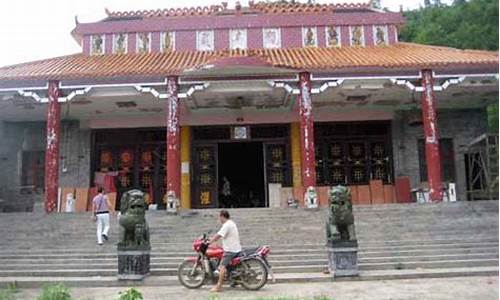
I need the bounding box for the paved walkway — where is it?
[12,276,499,300]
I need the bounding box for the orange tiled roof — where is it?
[0,43,497,82]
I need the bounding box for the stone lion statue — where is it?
[326,185,356,242]
[118,189,150,250]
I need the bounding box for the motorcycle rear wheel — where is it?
[178,260,206,289]
[238,257,268,290]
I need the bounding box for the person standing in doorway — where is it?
[92,187,114,245]
[221,176,232,208]
[208,210,242,293]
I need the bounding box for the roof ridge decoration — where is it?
[248,1,372,14]
[104,1,375,20]
[104,5,226,19]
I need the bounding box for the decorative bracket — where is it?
[268,79,344,95]
[134,82,209,99]
[390,76,466,92]
[16,86,92,103]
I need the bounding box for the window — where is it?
[136,32,151,53]
[302,27,318,47]
[196,30,214,51]
[230,29,247,50]
[90,34,105,55]
[263,28,281,49]
[161,31,175,52]
[349,26,365,47]
[113,33,127,54]
[325,26,341,48]
[418,138,456,182]
[373,25,388,46]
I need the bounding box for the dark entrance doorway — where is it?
[218,142,265,208]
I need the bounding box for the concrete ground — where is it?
[10,276,499,300]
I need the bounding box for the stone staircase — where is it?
[0,200,497,288]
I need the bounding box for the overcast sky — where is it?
[0,0,453,67]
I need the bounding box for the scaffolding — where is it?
[465,134,499,200]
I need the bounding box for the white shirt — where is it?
[217,219,242,253]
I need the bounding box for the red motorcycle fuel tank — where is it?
[205,245,224,258]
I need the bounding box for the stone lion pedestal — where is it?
[325,185,359,278]
[327,240,359,277]
[117,189,151,281]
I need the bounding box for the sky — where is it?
[0,0,453,67]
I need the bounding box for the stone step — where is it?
[1,252,497,271]
[0,266,497,289]
[0,241,496,260]
[0,257,497,277]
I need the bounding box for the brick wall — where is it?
[0,121,91,193]
[391,108,489,200]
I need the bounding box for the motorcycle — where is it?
[177,233,272,290]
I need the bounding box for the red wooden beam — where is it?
[166,76,181,200]
[421,69,443,201]
[298,72,317,189]
[44,80,61,213]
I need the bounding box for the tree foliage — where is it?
[400,0,498,51]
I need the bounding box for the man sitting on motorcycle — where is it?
[208,209,242,293]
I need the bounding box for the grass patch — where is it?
[36,283,73,300]
[0,282,19,300]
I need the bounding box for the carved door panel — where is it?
[192,144,218,208]
[265,143,291,186]
[347,142,368,184]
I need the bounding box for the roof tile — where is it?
[0,43,497,82]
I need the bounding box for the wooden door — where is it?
[192,144,218,208]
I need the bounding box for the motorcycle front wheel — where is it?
[238,257,268,290]
[177,260,206,289]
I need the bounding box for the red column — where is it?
[298,72,317,189]
[421,69,443,201]
[44,80,61,213]
[166,76,181,200]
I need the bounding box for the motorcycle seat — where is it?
[238,246,260,257]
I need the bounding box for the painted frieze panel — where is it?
[136,32,151,54]
[230,29,247,50]
[113,33,127,54]
[302,27,318,47]
[350,26,365,47]
[197,30,214,51]
[91,34,104,55]
[373,25,388,46]
[263,28,281,49]
[325,26,341,47]
[161,31,175,52]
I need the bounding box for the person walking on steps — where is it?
[92,187,114,245]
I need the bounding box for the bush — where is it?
[37,283,73,300]
[116,288,143,300]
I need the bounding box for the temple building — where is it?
[0,1,497,212]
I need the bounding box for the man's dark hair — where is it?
[97,187,104,193]
[220,210,230,219]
